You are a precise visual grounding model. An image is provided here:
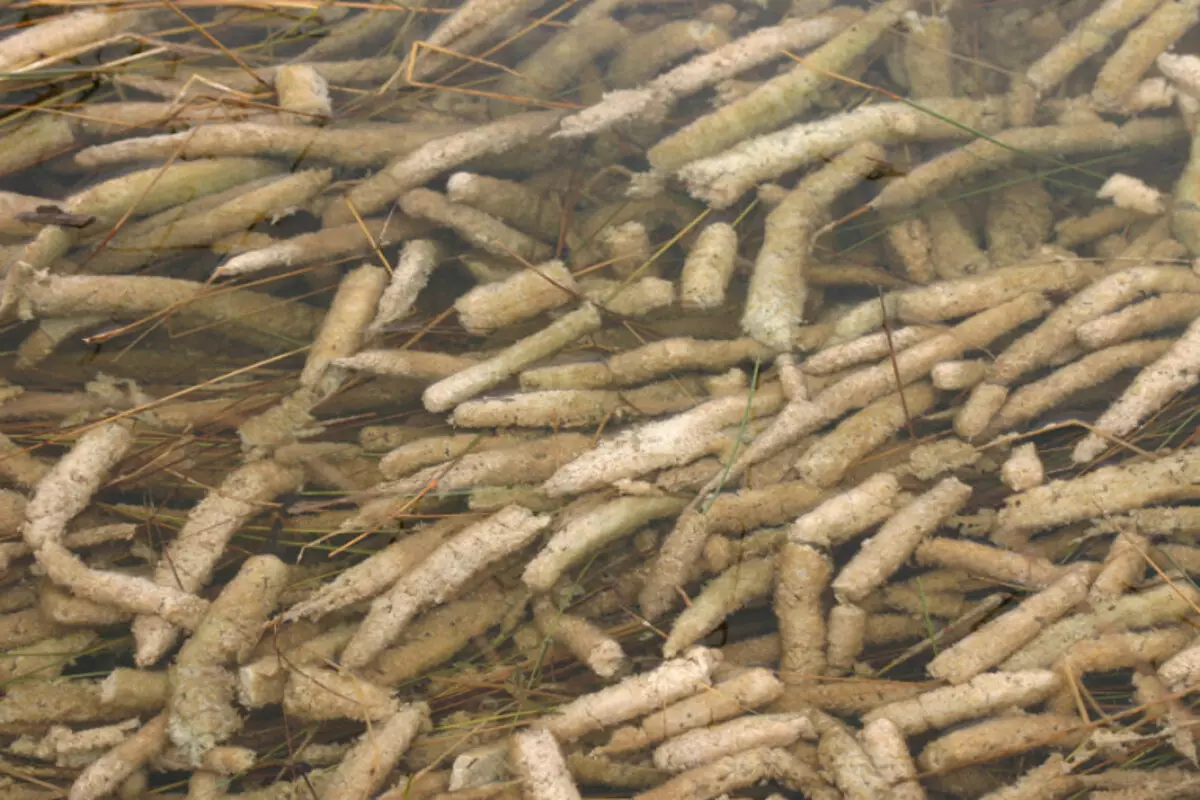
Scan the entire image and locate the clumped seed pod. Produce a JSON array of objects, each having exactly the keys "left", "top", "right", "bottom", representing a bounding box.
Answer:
[{"left": 168, "top": 556, "right": 289, "bottom": 763}]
